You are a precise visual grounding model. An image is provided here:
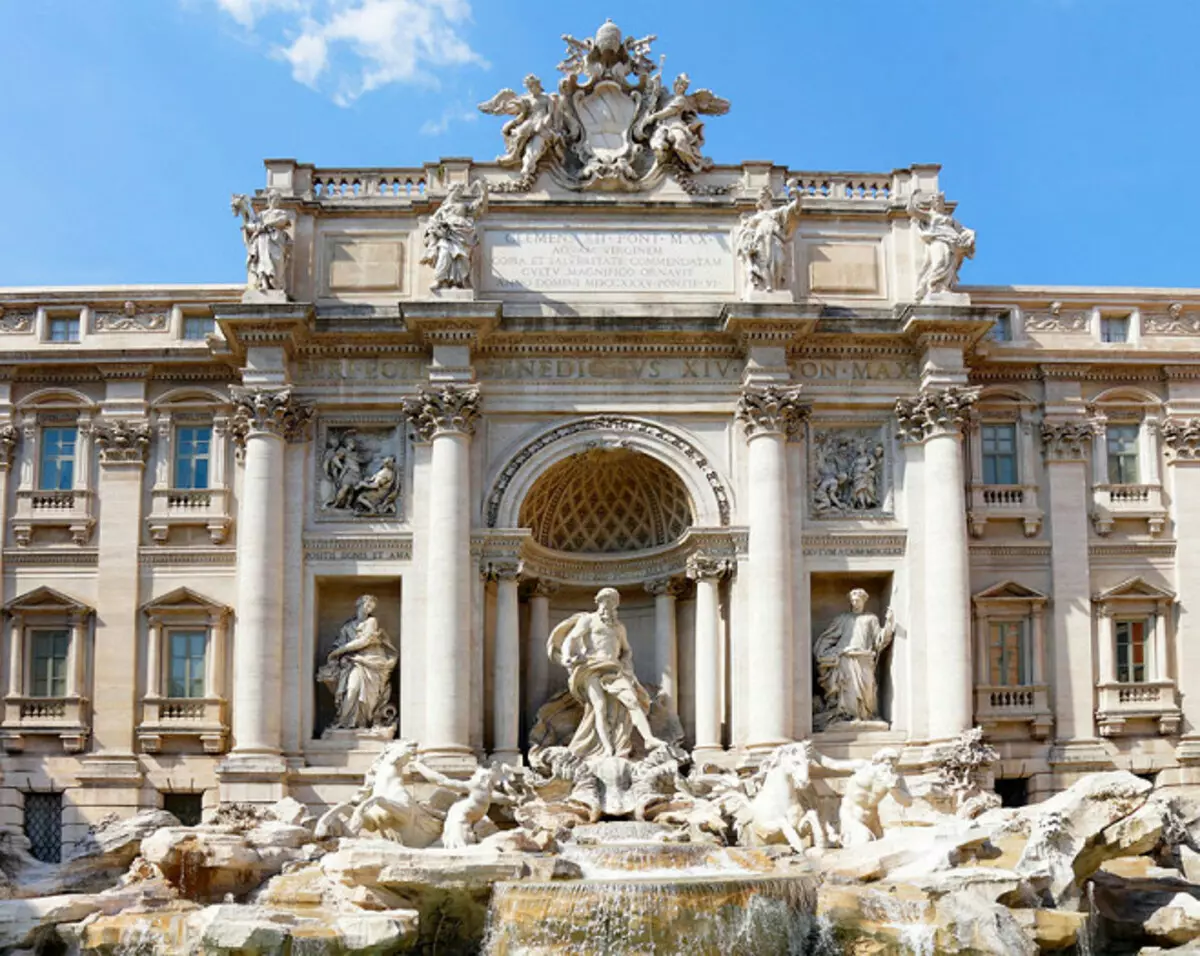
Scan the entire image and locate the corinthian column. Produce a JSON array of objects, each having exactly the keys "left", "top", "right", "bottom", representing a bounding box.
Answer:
[
  {"left": 405, "top": 384, "right": 481, "bottom": 762},
  {"left": 485, "top": 559, "right": 522, "bottom": 766},
  {"left": 1163, "top": 419, "right": 1200, "bottom": 754},
  {"left": 230, "top": 386, "right": 311, "bottom": 756},
  {"left": 896, "top": 386, "right": 978, "bottom": 741},
  {"left": 646, "top": 577, "right": 685, "bottom": 715},
  {"left": 687, "top": 552, "right": 732, "bottom": 756},
  {"left": 736, "top": 385, "right": 809, "bottom": 751}
]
